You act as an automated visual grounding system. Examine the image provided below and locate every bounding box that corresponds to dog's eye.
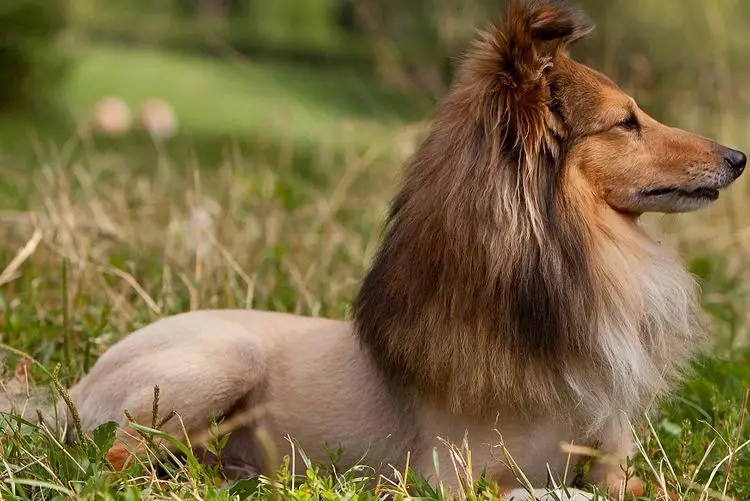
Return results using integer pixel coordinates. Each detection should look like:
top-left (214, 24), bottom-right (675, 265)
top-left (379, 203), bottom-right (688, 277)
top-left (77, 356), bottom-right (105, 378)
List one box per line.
top-left (617, 114), bottom-right (639, 131)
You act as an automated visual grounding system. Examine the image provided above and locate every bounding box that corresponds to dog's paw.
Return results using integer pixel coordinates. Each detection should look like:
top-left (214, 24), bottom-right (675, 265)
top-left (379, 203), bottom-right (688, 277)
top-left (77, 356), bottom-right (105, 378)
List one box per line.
top-left (619, 475), bottom-right (645, 497)
top-left (105, 440), bottom-right (138, 471)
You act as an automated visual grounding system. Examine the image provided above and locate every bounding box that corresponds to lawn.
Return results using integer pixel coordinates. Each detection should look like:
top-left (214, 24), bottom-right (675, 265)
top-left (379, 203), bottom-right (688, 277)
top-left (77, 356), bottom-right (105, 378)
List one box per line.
top-left (65, 43), bottom-right (428, 151)
top-left (0, 44), bottom-right (749, 500)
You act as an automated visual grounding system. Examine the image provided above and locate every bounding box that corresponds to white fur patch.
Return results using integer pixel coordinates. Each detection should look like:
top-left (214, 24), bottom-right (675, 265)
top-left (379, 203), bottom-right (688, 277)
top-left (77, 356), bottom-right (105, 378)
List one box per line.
top-left (569, 218), bottom-right (705, 432)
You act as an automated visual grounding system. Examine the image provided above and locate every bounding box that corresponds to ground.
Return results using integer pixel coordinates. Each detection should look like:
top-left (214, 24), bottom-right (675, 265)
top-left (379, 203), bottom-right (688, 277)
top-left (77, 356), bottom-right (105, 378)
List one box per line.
top-left (0, 44), bottom-right (749, 500)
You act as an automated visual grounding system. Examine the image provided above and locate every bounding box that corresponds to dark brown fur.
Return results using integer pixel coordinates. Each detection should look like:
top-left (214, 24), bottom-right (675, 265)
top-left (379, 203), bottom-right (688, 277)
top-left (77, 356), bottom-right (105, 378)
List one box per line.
top-left (354, 0), bottom-right (603, 416)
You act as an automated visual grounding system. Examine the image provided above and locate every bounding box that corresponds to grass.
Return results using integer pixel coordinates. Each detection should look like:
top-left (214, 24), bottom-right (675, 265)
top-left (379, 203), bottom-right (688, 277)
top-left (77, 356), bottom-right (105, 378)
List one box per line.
top-left (0, 44), bottom-right (749, 500)
top-left (64, 43), bottom-right (429, 152)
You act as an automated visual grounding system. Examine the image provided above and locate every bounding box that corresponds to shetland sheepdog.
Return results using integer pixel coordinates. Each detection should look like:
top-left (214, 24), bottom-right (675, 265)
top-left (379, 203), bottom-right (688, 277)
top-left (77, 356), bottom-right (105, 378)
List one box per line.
top-left (2, 0), bottom-right (745, 498)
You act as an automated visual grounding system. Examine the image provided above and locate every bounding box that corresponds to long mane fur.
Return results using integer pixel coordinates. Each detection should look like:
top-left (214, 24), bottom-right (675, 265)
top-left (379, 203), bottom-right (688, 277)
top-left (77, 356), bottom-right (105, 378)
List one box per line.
top-left (353, 0), bottom-right (706, 432)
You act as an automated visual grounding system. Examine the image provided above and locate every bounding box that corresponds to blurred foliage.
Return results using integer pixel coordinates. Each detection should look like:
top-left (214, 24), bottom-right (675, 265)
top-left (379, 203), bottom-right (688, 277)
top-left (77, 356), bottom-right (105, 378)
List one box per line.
top-left (66, 0), bottom-right (750, 128)
top-left (0, 0), bottom-right (738, 136)
top-left (352, 0), bottom-right (750, 126)
top-left (239, 1), bottom-right (336, 50)
top-left (0, 0), bottom-right (69, 111)
top-left (71, 0), bottom-right (367, 64)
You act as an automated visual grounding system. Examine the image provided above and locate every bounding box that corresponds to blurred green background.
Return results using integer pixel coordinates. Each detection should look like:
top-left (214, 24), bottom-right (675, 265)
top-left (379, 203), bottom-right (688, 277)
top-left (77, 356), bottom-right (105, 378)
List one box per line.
top-left (5, 0), bottom-right (750, 149)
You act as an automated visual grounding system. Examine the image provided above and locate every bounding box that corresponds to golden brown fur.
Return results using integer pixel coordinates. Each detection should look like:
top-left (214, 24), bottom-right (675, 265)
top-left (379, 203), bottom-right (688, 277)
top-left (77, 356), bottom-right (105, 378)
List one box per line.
top-left (2, 0), bottom-right (746, 498)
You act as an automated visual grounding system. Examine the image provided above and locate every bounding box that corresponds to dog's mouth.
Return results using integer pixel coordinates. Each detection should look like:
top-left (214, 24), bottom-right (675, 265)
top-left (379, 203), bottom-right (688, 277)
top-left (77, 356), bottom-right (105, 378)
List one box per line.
top-left (640, 186), bottom-right (720, 201)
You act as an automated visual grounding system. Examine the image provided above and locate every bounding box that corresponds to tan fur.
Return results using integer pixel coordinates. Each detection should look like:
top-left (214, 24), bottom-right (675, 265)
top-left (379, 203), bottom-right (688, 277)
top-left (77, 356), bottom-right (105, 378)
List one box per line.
top-left (2, 1), bottom-right (746, 498)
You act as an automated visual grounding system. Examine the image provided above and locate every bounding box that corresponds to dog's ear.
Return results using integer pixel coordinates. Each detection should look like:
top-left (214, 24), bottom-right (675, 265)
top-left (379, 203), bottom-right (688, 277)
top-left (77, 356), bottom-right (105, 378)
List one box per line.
top-left (463, 0), bottom-right (592, 155)
top-left (518, 0), bottom-right (593, 47)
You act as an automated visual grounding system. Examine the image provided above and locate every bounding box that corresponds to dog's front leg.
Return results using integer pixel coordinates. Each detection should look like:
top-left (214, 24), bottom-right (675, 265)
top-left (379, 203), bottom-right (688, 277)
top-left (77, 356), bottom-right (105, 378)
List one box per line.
top-left (585, 412), bottom-right (645, 499)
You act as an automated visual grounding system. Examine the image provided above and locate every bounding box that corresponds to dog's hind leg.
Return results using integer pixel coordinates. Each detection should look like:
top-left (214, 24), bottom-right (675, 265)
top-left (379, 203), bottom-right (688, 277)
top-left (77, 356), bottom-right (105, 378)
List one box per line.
top-left (100, 357), bottom-right (270, 476)
top-left (69, 315), bottom-right (273, 477)
top-left (103, 360), bottom-right (271, 476)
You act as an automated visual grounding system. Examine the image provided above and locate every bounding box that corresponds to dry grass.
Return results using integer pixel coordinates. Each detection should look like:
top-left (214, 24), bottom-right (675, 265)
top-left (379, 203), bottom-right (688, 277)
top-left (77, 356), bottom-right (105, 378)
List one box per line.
top-left (0, 122), bottom-right (422, 338)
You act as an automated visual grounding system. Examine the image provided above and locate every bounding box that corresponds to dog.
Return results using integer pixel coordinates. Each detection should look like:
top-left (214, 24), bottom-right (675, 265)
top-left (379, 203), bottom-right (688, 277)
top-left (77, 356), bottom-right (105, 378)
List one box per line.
top-left (2, 0), bottom-right (746, 498)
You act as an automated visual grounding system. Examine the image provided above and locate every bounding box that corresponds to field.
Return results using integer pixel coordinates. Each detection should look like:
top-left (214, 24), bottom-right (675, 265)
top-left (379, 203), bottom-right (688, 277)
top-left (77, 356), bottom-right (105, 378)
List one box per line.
top-left (1, 42), bottom-right (749, 500)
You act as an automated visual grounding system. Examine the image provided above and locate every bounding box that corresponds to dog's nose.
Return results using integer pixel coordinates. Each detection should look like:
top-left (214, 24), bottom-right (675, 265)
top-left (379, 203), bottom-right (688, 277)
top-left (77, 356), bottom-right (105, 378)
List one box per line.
top-left (724, 147), bottom-right (747, 175)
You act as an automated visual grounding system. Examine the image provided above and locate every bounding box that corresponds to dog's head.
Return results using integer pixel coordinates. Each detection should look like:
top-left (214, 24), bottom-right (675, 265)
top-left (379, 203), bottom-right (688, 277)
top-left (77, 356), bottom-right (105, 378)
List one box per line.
top-left (555, 58), bottom-right (746, 214)
top-left (462, 0), bottom-right (745, 216)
